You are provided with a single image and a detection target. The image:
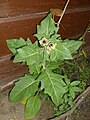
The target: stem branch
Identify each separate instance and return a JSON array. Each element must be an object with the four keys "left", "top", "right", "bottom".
[
  {"left": 43, "top": 46, "right": 47, "bottom": 70},
  {"left": 57, "top": 0, "right": 70, "bottom": 27}
]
